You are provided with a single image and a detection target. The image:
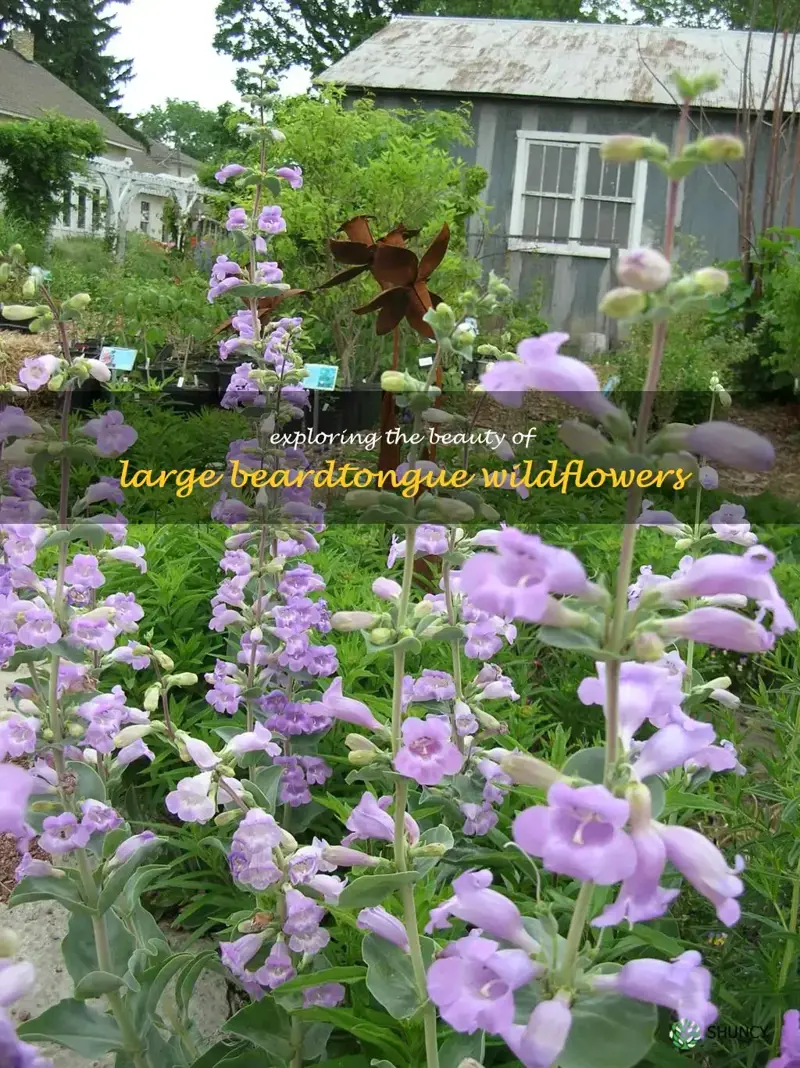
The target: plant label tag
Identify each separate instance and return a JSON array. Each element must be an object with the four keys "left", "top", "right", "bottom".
[{"left": 419, "top": 356, "right": 433, "bottom": 367}]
